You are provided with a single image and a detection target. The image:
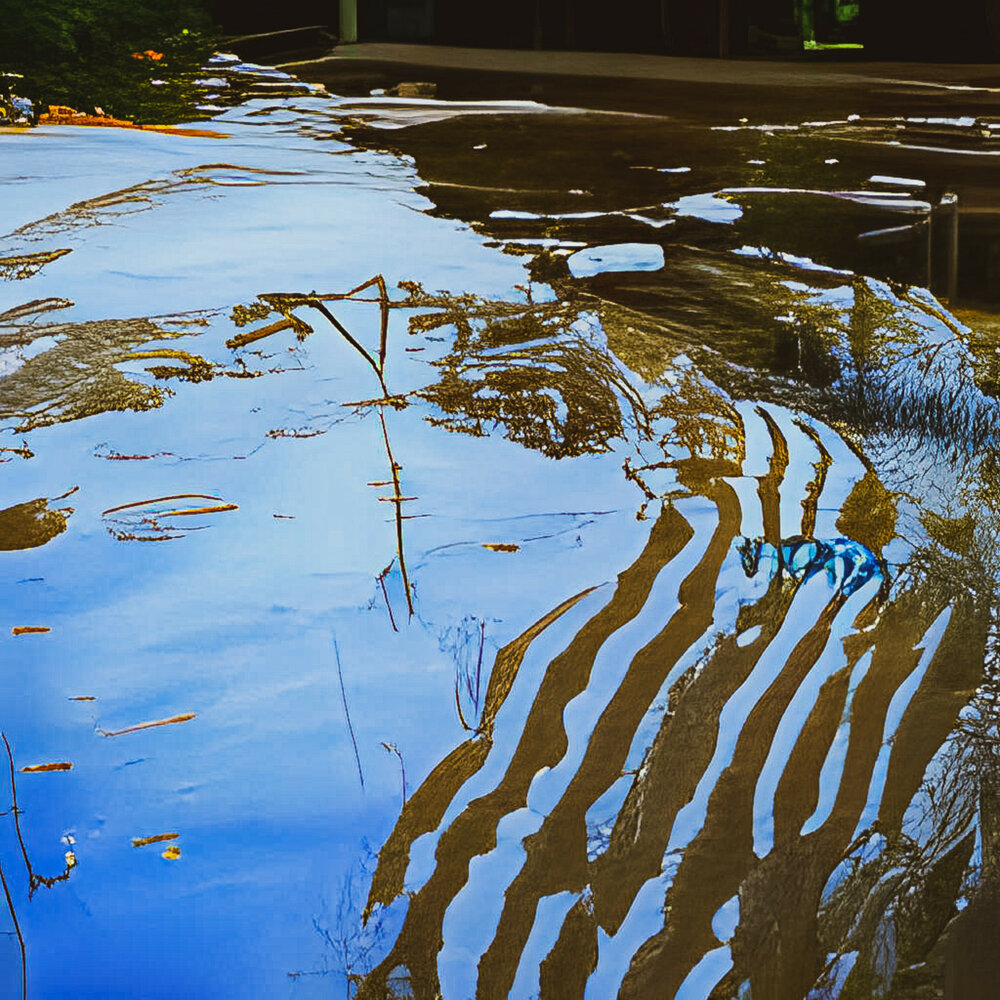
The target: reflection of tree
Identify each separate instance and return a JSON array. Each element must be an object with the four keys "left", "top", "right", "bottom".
[
  {"left": 398, "top": 282, "right": 649, "bottom": 459},
  {"left": 350, "top": 330, "right": 999, "bottom": 998}
]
